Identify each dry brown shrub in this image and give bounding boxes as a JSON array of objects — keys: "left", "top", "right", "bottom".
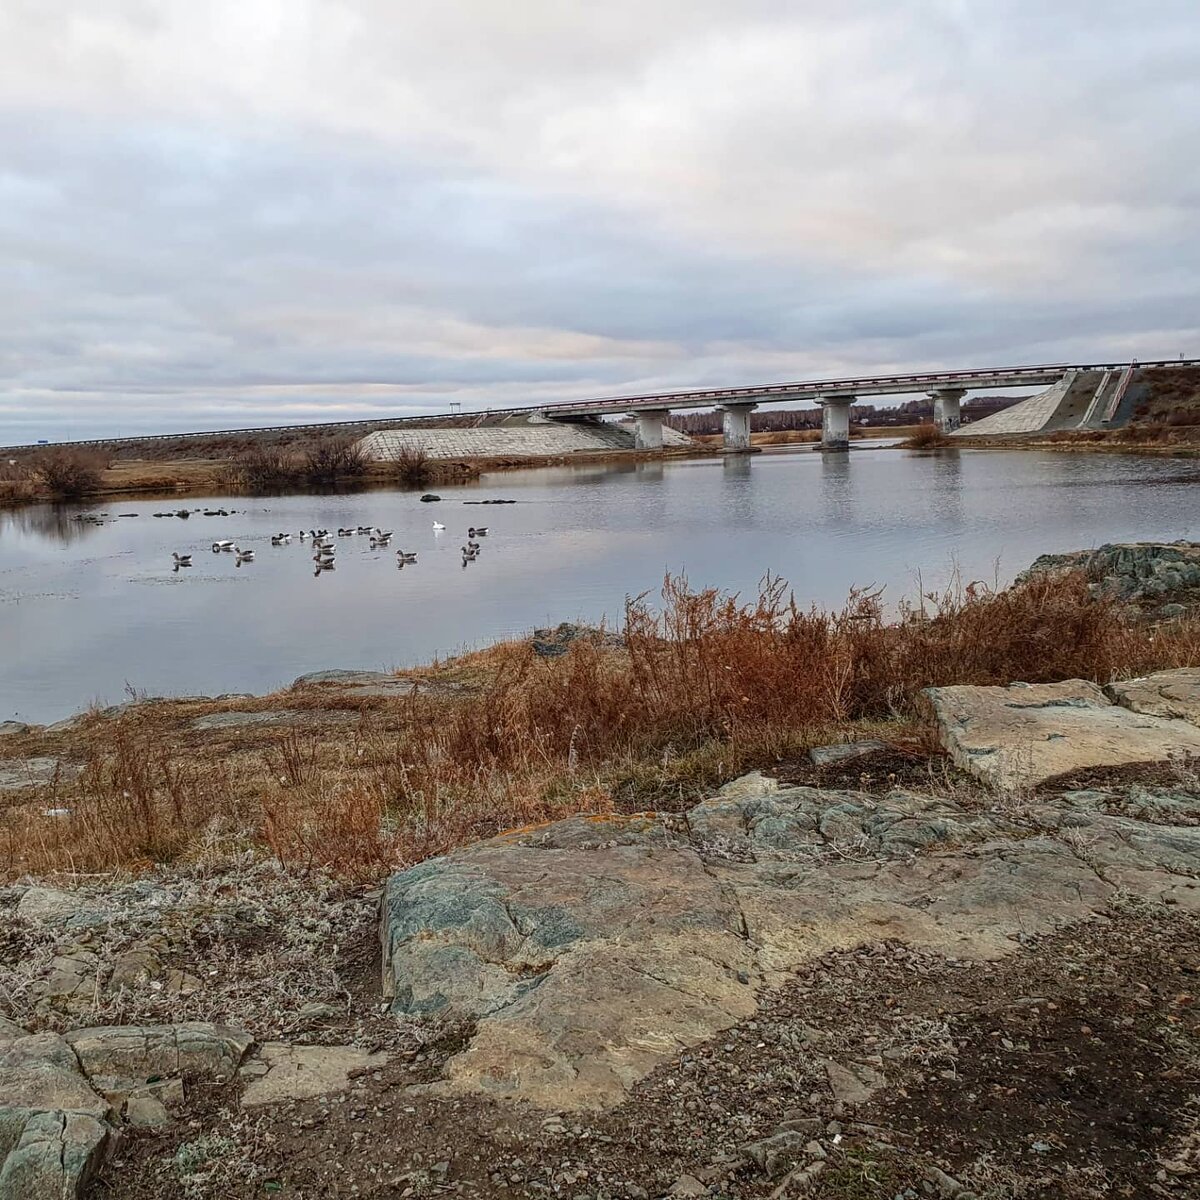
[
  {"left": 28, "top": 448, "right": 108, "bottom": 499},
  {"left": 900, "top": 423, "right": 951, "bottom": 449},
  {"left": 301, "top": 437, "right": 367, "bottom": 484}
]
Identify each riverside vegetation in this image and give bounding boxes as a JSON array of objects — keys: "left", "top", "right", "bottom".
[{"left": 3, "top": 548, "right": 1200, "bottom": 1199}]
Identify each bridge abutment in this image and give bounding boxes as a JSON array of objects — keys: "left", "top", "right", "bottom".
[
  {"left": 720, "top": 403, "right": 756, "bottom": 452},
  {"left": 818, "top": 395, "right": 855, "bottom": 451},
  {"left": 931, "top": 388, "right": 966, "bottom": 433},
  {"left": 631, "top": 409, "right": 669, "bottom": 450}
]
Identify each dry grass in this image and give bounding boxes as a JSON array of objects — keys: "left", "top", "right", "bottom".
[
  {"left": 899, "top": 423, "right": 953, "bottom": 449},
  {"left": 2, "top": 571, "right": 1198, "bottom": 880}
]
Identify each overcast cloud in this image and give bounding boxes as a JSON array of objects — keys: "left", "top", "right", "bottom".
[{"left": 1, "top": 1, "right": 1198, "bottom": 441}]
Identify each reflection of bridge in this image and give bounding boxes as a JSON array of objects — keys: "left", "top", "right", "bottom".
[{"left": 539, "top": 359, "right": 1197, "bottom": 451}]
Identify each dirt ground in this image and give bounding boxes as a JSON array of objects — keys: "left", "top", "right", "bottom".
[{"left": 90, "top": 896, "right": 1199, "bottom": 1200}]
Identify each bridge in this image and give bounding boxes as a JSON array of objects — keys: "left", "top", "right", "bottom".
[{"left": 3, "top": 359, "right": 1195, "bottom": 454}]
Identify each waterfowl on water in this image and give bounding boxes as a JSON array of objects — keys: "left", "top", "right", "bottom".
[
  {"left": 432, "top": 522, "right": 446, "bottom": 531},
  {"left": 212, "top": 540, "right": 235, "bottom": 552},
  {"left": 234, "top": 547, "right": 255, "bottom": 562},
  {"left": 172, "top": 553, "right": 193, "bottom": 566},
  {"left": 468, "top": 527, "right": 488, "bottom": 537}
]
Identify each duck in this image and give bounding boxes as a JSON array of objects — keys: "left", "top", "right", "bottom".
[
  {"left": 468, "top": 527, "right": 488, "bottom": 537},
  {"left": 432, "top": 521, "right": 446, "bottom": 531},
  {"left": 234, "top": 547, "right": 255, "bottom": 563},
  {"left": 313, "top": 560, "right": 335, "bottom": 575},
  {"left": 270, "top": 533, "right": 290, "bottom": 546},
  {"left": 461, "top": 545, "right": 478, "bottom": 561},
  {"left": 397, "top": 550, "right": 418, "bottom": 564},
  {"left": 212, "top": 540, "right": 235, "bottom": 552},
  {"left": 172, "top": 553, "right": 193, "bottom": 566}
]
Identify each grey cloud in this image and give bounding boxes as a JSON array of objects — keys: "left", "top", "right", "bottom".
[{"left": 0, "top": 2, "right": 1198, "bottom": 440}]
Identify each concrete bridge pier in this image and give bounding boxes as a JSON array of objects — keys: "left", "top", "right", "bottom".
[
  {"left": 631, "top": 408, "right": 669, "bottom": 450},
  {"left": 931, "top": 388, "right": 966, "bottom": 433},
  {"left": 818, "top": 395, "right": 855, "bottom": 451},
  {"left": 720, "top": 403, "right": 757, "bottom": 452}
]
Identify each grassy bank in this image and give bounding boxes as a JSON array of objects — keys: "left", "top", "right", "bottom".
[
  {"left": 0, "top": 442, "right": 718, "bottom": 510},
  {"left": 2, "top": 569, "right": 1197, "bottom": 882}
]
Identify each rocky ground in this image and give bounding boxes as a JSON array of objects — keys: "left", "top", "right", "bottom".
[{"left": 3, "top": 547, "right": 1200, "bottom": 1199}]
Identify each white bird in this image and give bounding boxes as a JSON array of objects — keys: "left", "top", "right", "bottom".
[
  {"left": 432, "top": 521, "right": 446, "bottom": 531},
  {"left": 212, "top": 540, "right": 234, "bottom": 552},
  {"left": 172, "top": 553, "right": 193, "bottom": 566}
]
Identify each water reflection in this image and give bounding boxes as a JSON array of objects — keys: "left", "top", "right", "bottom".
[{"left": 0, "top": 503, "right": 101, "bottom": 545}]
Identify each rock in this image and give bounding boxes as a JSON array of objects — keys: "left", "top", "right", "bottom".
[
  {"left": 923, "top": 679, "right": 1200, "bottom": 790},
  {"left": 290, "top": 670, "right": 420, "bottom": 698},
  {"left": 16, "top": 887, "right": 100, "bottom": 927},
  {"left": 668, "top": 1175, "right": 708, "bottom": 1197},
  {"left": 1, "top": 1032, "right": 81, "bottom": 1074},
  {"left": 0, "top": 1017, "right": 27, "bottom": 1044},
  {"left": 0, "top": 758, "right": 82, "bottom": 791},
  {"left": 530, "top": 623, "right": 620, "bottom": 659},
  {"left": 190, "top": 709, "right": 360, "bottom": 730},
  {"left": 379, "top": 767, "right": 1200, "bottom": 1112},
  {"left": 0, "top": 721, "right": 30, "bottom": 736},
  {"left": 1019, "top": 542, "right": 1200, "bottom": 602},
  {"left": 823, "top": 1058, "right": 886, "bottom": 1105},
  {"left": 67, "top": 1023, "right": 252, "bottom": 1100},
  {"left": 123, "top": 1095, "right": 171, "bottom": 1127},
  {"left": 924, "top": 1165, "right": 967, "bottom": 1197},
  {"left": 1106, "top": 668, "right": 1200, "bottom": 725},
  {"left": 0, "top": 1110, "right": 110, "bottom": 1200},
  {"left": 240, "top": 1044, "right": 388, "bottom": 1108},
  {"left": 296, "top": 1001, "right": 340, "bottom": 1022},
  {"left": 0, "top": 1059, "right": 110, "bottom": 1121},
  {"left": 36, "top": 951, "right": 100, "bottom": 1011},
  {"left": 164, "top": 969, "right": 202, "bottom": 997},
  {"left": 809, "top": 740, "right": 888, "bottom": 767},
  {"left": 107, "top": 946, "right": 163, "bottom": 991},
  {"left": 741, "top": 1130, "right": 807, "bottom": 1177}
]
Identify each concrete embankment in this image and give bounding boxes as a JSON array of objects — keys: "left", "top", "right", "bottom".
[{"left": 356, "top": 414, "right": 692, "bottom": 461}]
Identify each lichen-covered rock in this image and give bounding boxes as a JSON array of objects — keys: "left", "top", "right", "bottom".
[
  {"left": 1019, "top": 541, "right": 1200, "bottom": 601},
  {"left": 66, "top": 1023, "right": 252, "bottom": 1099},
  {"left": 0, "top": 1109, "right": 110, "bottom": 1200},
  {"left": 381, "top": 774, "right": 1200, "bottom": 1110}
]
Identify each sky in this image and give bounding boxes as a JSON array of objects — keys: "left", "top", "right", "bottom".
[{"left": 1, "top": 1, "right": 1198, "bottom": 443}]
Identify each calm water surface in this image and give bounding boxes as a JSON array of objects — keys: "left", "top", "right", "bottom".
[{"left": 2, "top": 445, "right": 1198, "bottom": 722}]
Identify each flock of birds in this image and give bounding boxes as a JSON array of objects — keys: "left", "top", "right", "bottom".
[{"left": 170, "top": 522, "right": 490, "bottom": 575}]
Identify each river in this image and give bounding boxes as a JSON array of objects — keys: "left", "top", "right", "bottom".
[{"left": 1, "top": 444, "right": 1198, "bottom": 723}]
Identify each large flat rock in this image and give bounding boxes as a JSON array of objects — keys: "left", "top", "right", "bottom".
[
  {"left": 240, "top": 1044, "right": 388, "bottom": 1109},
  {"left": 1106, "top": 668, "right": 1200, "bottom": 725},
  {"left": 0, "top": 757, "right": 82, "bottom": 791},
  {"left": 382, "top": 774, "right": 1200, "bottom": 1111},
  {"left": 922, "top": 679, "right": 1200, "bottom": 790}
]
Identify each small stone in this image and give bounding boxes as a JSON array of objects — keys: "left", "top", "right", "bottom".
[
  {"left": 809, "top": 740, "right": 887, "bottom": 767},
  {"left": 668, "top": 1176, "right": 707, "bottom": 1197},
  {"left": 124, "top": 1095, "right": 171, "bottom": 1127}
]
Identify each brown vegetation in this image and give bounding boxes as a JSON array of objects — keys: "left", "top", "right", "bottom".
[
  {"left": 899, "top": 423, "right": 953, "bottom": 449},
  {"left": 3, "top": 570, "right": 1198, "bottom": 882},
  {"left": 386, "top": 444, "right": 433, "bottom": 486},
  {"left": 25, "top": 448, "right": 109, "bottom": 499}
]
